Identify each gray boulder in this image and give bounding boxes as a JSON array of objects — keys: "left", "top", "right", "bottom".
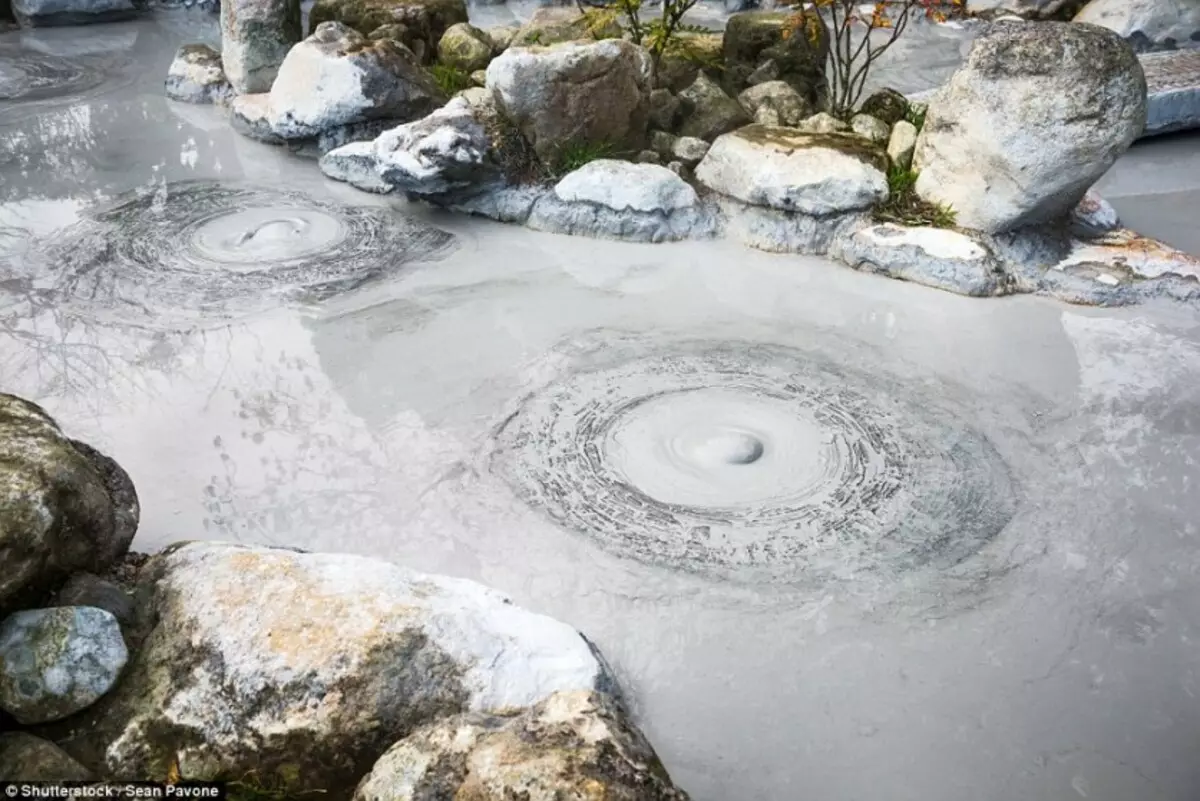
[
  {"left": 528, "top": 159, "right": 715, "bottom": 242},
  {"left": 913, "top": 22, "right": 1147, "bottom": 232},
  {"left": 374, "top": 96, "right": 497, "bottom": 195},
  {"left": 266, "top": 22, "right": 445, "bottom": 140},
  {"left": 696, "top": 125, "right": 888, "bottom": 215},
  {"left": 10, "top": 0, "right": 136, "bottom": 27},
  {"left": 966, "top": 0, "right": 1077, "bottom": 19},
  {"left": 0, "top": 606, "right": 128, "bottom": 725},
  {"left": 678, "top": 73, "right": 750, "bottom": 141},
  {"left": 319, "top": 141, "right": 394, "bottom": 193},
  {"left": 353, "top": 691, "right": 690, "bottom": 800},
  {"left": 56, "top": 542, "right": 613, "bottom": 795},
  {"left": 0, "top": 733, "right": 92, "bottom": 781},
  {"left": 722, "top": 9, "right": 828, "bottom": 101},
  {"left": 0, "top": 394, "right": 139, "bottom": 613},
  {"left": 220, "top": 0, "right": 302, "bottom": 94},
  {"left": 738, "top": 80, "right": 811, "bottom": 127},
  {"left": 437, "top": 22, "right": 493, "bottom": 72},
  {"left": 1074, "top": 0, "right": 1200, "bottom": 52},
  {"left": 165, "top": 44, "right": 233, "bottom": 105}
]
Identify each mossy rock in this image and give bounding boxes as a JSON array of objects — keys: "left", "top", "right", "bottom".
[
  {"left": 508, "top": 7, "right": 621, "bottom": 48},
  {"left": 437, "top": 22, "right": 493, "bottom": 72},
  {"left": 308, "top": 0, "right": 467, "bottom": 63},
  {"left": 860, "top": 88, "right": 908, "bottom": 126},
  {"left": 723, "top": 9, "right": 828, "bottom": 102},
  {"left": 655, "top": 31, "right": 723, "bottom": 93}
]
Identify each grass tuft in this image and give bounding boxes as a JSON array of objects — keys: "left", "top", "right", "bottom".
[
  {"left": 551, "top": 140, "right": 622, "bottom": 177},
  {"left": 428, "top": 64, "right": 473, "bottom": 96},
  {"left": 874, "top": 165, "right": 957, "bottom": 229}
]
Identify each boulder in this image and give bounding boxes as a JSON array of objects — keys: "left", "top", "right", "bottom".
[
  {"left": 913, "top": 22, "right": 1147, "bottom": 233},
  {"left": 850, "top": 113, "right": 890, "bottom": 143},
  {"left": 796, "top": 111, "right": 848, "bottom": 133},
  {"left": 832, "top": 223, "right": 1011, "bottom": 296},
  {"left": 966, "top": 0, "right": 1079, "bottom": 19},
  {"left": 319, "top": 141, "right": 394, "bottom": 193},
  {"left": 0, "top": 394, "right": 139, "bottom": 614},
  {"left": 485, "top": 23, "right": 519, "bottom": 52},
  {"left": 678, "top": 73, "right": 750, "bottom": 141},
  {"left": 229, "top": 93, "right": 282, "bottom": 143},
  {"left": 0, "top": 606, "right": 128, "bottom": 725},
  {"left": 1074, "top": 0, "right": 1200, "bottom": 52},
  {"left": 437, "top": 22, "right": 493, "bottom": 73},
  {"left": 164, "top": 44, "right": 233, "bottom": 105},
  {"left": 0, "top": 733, "right": 92, "bottom": 781},
  {"left": 10, "top": 0, "right": 135, "bottom": 27},
  {"left": 353, "top": 691, "right": 690, "bottom": 801},
  {"left": 696, "top": 125, "right": 888, "bottom": 215},
  {"left": 722, "top": 9, "right": 828, "bottom": 102},
  {"left": 53, "top": 574, "right": 136, "bottom": 629},
  {"left": 654, "top": 31, "right": 723, "bottom": 92},
  {"left": 486, "top": 39, "right": 653, "bottom": 164},
  {"left": 508, "top": 7, "right": 621, "bottom": 48},
  {"left": 738, "top": 80, "right": 811, "bottom": 127},
  {"left": 648, "top": 87, "right": 682, "bottom": 131},
  {"left": 55, "top": 542, "right": 612, "bottom": 794},
  {"left": 308, "top": 0, "right": 468, "bottom": 63},
  {"left": 372, "top": 96, "right": 498, "bottom": 195},
  {"left": 887, "top": 119, "right": 918, "bottom": 169},
  {"left": 860, "top": 88, "right": 909, "bottom": 126},
  {"left": 220, "top": 0, "right": 303, "bottom": 94},
  {"left": 260, "top": 22, "right": 445, "bottom": 140},
  {"left": 671, "top": 135, "right": 709, "bottom": 166}
]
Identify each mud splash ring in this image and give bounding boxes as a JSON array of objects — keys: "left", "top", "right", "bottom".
[
  {"left": 15, "top": 181, "right": 456, "bottom": 327},
  {"left": 0, "top": 48, "right": 102, "bottom": 102},
  {"left": 490, "top": 338, "right": 1018, "bottom": 584}
]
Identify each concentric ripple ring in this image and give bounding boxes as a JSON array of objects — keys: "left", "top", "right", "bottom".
[
  {"left": 11, "top": 181, "right": 455, "bottom": 327},
  {"left": 490, "top": 337, "right": 1018, "bottom": 584},
  {"left": 0, "top": 47, "right": 101, "bottom": 102}
]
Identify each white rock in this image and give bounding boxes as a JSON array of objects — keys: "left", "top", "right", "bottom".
[
  {"left": 319, "top": 141, "right": 392, "bottom": 193},
  {"left": 913, "top": 22, "right": 1147, "bottom": 233},
  {"left": 695, "top": 125, "right": 888, "bottom": 216},
  {"left": 850, "top": 114, "right": 890, "bottom": 144},
  {"left": 371, "top": 97, "right": 496, "bottom": 196},
  {"left": 887, "top": 119, "right": 918, "bottom": 170},
  {"left": 165, "top": 44, "right": 233, "bottom": 106},
  {"left": 832, "top": 223, "right": 1009, "bottom": 297},
  {"left": 738, "top": 80, "right": 812, "bottom": 128},
  {"left": 1074, "top": 0, "right": 1200, "bottom": 52}
]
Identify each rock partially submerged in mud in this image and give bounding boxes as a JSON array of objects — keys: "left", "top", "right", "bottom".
[
  {"left": 165, "top": 44, "right": 232, "bottom": 105},
  {"left": 354, "top": 690, "right": 690, "bottom": 800},
  {"left": 10, "top": 0, "right": 137, "bottom": 27},
  {"left": 55, "top": 541, "right": 615, "bottom": 794},
  {"left": 220, "top": 0, "right": 302, "bottom": 94}
]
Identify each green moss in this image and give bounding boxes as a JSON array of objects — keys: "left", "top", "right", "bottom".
[
  {"left": 874, "top": 165, "right": 956, "bottom": 229},
  {"left": 427, "top": 63, "right": 473, "bottom": 94}
]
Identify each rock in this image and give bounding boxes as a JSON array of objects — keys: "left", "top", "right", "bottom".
[
  {"left": 1069, "top": 188, "right": 1120, "bottom": 236},
  {"left": 966, "top": 0, "right": 1078, "bottom": 19},
  {"left": 1075, "top": 0, "right": 1200, "bottom": 52},
  {"left": 309, "top": 0, "right": 468, "bottom": 63},
  {"left": 1030, "top": 228, "right": 1200, "bottom": 304},
  {"left": 487, "top": 39, "right": 653, "bottom": 164},
  {"left": 53, "top": 574, "right": 135, "bottom": 629},
  {"left": 746, "top": 58, "right": 780, "bottom": 86},
  {"left": 796, "top": 111, "right": 848, "bottom": 133},
  {"left": 654, "top": 31, "right": 723, "bottom": 92},
  {"left": 0, "top": 733, "right": 92, "bottom": 781},
  {"left": 832, "top": 223, "right": 1011, "bottom": 296},
  {"left": 10, "top": 0, "right": 135, "bottom": 27},
  {"left": 649, "top": 129, "right": 678, "bottom": 160},
  {"left": 696, "top": 125, "right": 888, "bottom": 215},
  {"left": 636, "top": 149, "right": 662, "bottom": 164},
  {"left": 859, "top": 88, "right": 908, "bottom": 125},
  {"left": 220, "top": 0, "right": 302, "bottom": 94},
  {"left": 671, "top": 135, "right": 709, "bottom": 166},
  {"left": 648, "top": 87, "right": 682, "bottom": 132},
  {"left": 229, "top": 93, "right": 283, "bottom": 144},
  {"left": 353, "top": 690, "right": 690, "bottom": 801},
  {"left": 528, "top": 159, "right": 716, "bottom": 243},
  {"left": 446, "top": 185, "right": 549, "bottom": 224},
  {"left": 367, "top": 23, "right": 426, "bottom": 61},
  {"left": 678, "top": 73, "right": 750, "bottom": 141},
  {"left": 264, "top": 22, "right": 445, "bottom": 140},
  {"left": 0, "top": 607, "right": 128, "bottom": 725},
  {"left": 317, "top": 117, "right": 412, "bottom": 154},
  {"left": 438, "top": 22, "right": 493, "bottom": 72},
  {"left": 850, "top": 113, "right": 890, "bottom": 143},
  {"left": 666, "top": 160, "right": 687, "bottom": 178},
  {"left": 722, "top": 199, "right": 868, "bottom": 254},
  {"left": 320, "top": 141, "right": 394, "bottom": 193},
  {"left": 1141, "top": 50, "right": 1200, "bottom": 137},
  {"left": 509, "top": 7, "right": 621, "bottom": 48},
  {"left": 887, "top": 119, "right": 918, "bottom": 169},
  {"left": 372, "top": 96, "right": 497, "bottom": 196},
  {"left": 738, "top": 80, "right": 811, "bottom": 127},
  {"left": 469, "top": 69, "right": 487, "bottom": 87},
  {"left": 59, "top": 542, "right": 612, "bottom": 793},
  {"left": 165, "top": 44, "right": 233, "bottom": 105},
  {"left": 0, "top": 395, "right": 138, "bottom": 614},
  {"left": 723, "top": 9, "right": 829, "bottom": 102},
  {"left": 485, "top": 23, "right": 519, "bottom": 52},
  {"left": 913, "top": 22, "right": 1147, "bottom": 233}
]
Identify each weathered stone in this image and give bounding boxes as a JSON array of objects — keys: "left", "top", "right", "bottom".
[
  {"left": 220, "top": 0, "right": 302, "bottom": 94},
  {"left": 438, "top": 22, "right": 493, "bottom": 72},
  {"left": 229, "top": 93, "right": 283, "bottom": 143},
  {"left": 723, "top": 9, "right": 829, "bottom": 102},
  {"left": 1030, "top": 228, "right": 1200, "bottom": 304},
  {"left": 887, "top": 119, "right": 918, "bottom": 169},
  {"left": 57, "top": 543, "right": 612, "bottom": 794},
  {"left": 319, "top": 141, "right": 394, "bottom": 193},
  {"left": 10, "top": 0, "right": 135, "bottom": 27},
  {"left": 309, "top": 0, "right": 468, "bottom": 64},
  {"left": 487, "top": 39, "right": 653, "bottom": 164},
  {"left": 678, "top": 72, "right": 750, "bottom": 141},
  {"left": 636, "top": 149, "right": 662, "bottom": 164},
  {"left": 650, "top": 129, "right": 678, "bottom": 158},
  {"left": 1069, "top": 188, "right": 1120, "bottom": 236},
  {"left": 913, "top": 22, "right": 1147, "bottom": 232},
  {"left": 859, "top": 87, "right": 908, "bottom": 125},
  {"left": 353, "top": 691, "right": 690, "bottom": 801},
  {"left": 797, "top": 111, "right": 848, "bottom": 133},
  {"left": 654, "top": 31, "right": 723, "bottom": 92},
  {"left": 0, "top": 733, "right": 92, "bottom": 781},
  {"left": 831, "top": 223, "right": 1011, "bottom": 297},
  {"left": 264, "top": 22, "right": 445, "bottom": 140},
  {"left": 967, "top": 0, "right": 1079, "bottom": 19},
  {"left": 469, "top": 69, "right": 487, "bottom": 86},
  {"left": 508, "top": 7, "right": 620, "bottom": 48},
  {"left": 0, "top": 395, "right": 138, "bottom": 614},
  {"left": 1140, "top": 49, "right": 1200, "bottom": 137},
  {"left": 648, "top": 87, "right": 682, "bottom": 131},
  {"left": 372, "top": 96, "right": 498, "bottom": 195},
  {"left": 485, "top": 23, "right": 519, "bottom": 52},
  {"left": 738, "top": 79, "right": 811, "bottom": 127},
  {"left": 746, "top": 58, "right": 780, "bottom": 86},
  {"left": 671, "top": 135, "right": 709, "bottom": 166},
  {"left": 850, "top": 113, "right": 890, "bottom": 143},
  {"left": 54, "top": 574, "right": 135, "bottom": 629},
  {"left": 721, "top": 199, "right": 868, "bottom": 254},
  {"left": 528, "top": 160, "right": 716, "bottom": 243},
  {"left": 696, "top": 125, "right": 888, "bottom": 215},
  {"left": 0, "top": 606, "right": 127, "bottom": 725},
  {"left": 165, "top": 44, "right": 232, "bottom": 105}
]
